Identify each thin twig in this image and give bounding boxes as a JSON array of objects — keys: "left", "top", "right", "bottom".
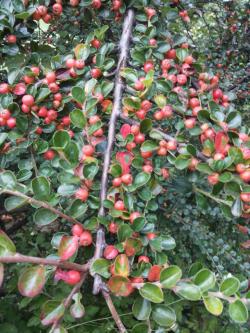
[
  {"left": 93, "top": 9, "right": 135, "bottom": 299},
  {"left": 50, "top": 272, "right": 88, "bottom": 332},
  {"left": 102, "top": 290, "right": 127, "bottom": 333},
  {"left": 0, "top": 253, "right": 90, "bottom": 272},
  {"left": 0, "top": 189, "right": 82, "bottom": 226}
]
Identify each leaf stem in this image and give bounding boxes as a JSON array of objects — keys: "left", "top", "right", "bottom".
[
  {"left": 0, "top": 253, "right": 90, "bottom": 272},
  {"left": 0, "top": 189, "right": 82, "bottom": 226},
  {"left": 193, "top": 186, "right": 231, "bottom": 206}
]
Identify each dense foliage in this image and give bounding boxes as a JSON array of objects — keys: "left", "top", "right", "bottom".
[{"left": 0, "top": 0, "right": 249, "bottom": 332}]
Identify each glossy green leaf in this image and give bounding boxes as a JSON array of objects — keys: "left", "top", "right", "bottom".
[
  {"left": 70, "top": 109, "right": 86, "bottom": 128},
  {"left": 53, "top": 131, "right": 70, "bottom": 149},
  {"left": 141, "top": 140, "right": 158, "bottom": 152},
  {"left": 134, "top": 172, "right": 151, "bottom": 188},
  {"left": 194, "top": 269, "right": 215, "bottom": 292},
  {"left": 33, "top": 208, "right": 58, "bottom": 226},
  {"left": 139, "top": 283, "right": 164, "bottom": 303},
  {"left": 71, "top": 86, "right": 85, "bottom": 105},
  {"left": 175, "top": 282, "right": 202, "bottom": 301},
  {"left": 4, "top": 196, "right": 27, "bottom": 211},
  {"left": 132, "top": 298, "right": 151, "bottom": 321},
  {"left": 228, "top": 300, "right": 248, "bottom": 324},
  {"left": 152, "top": 305, "right": 176, "bottom": 327},
  {"left": 90, "top": 259, "right": 110, "bottom": 278},
  {"left": 160, "top": 265, "right": 182, "bottom": 289},
  {"left": 203, "top": 296, "right": 223, "bottom": 316},
  {"left": 32, "top": 176, "right": 50, "bottom": 199},
  {"left": 220, "top": 277, "right": 240, "bottom": 296}
]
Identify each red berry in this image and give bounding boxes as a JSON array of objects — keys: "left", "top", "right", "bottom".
[
  {"left": 91, "top": 68, "right": 102, "bottom": 79},
  {"left": 138, "top": 255, "right": 150, "bottom": 263},
  {"left": 52, "top": 3, "right": 63, "bottom": 15},
  {"left": 6, "top": 34, "right": 17, "bottom": 44},
  {"left": 6, "top": 117, "right": 16, "bottom": 128},
  {"left": 109, "top": 222, "right": 118, "bottom": 234},
  {"left": 92, "top": 0, "right": 102, "bottom": 9},
  {"left": 38, "top": 107, "right": 48, "bottom": 118},
  {"left": 162, "top": 105, "right": 173, "bottom": 118},
  {"left": 46, "top": 72, "right": 56, "bottom": 83},
  {"left": 147, "top": 232, "right": 156, "bottom": 240},
  {"left": 82, "top": 145, "right": 94, "bottom": 156},
  {"left": 149, "top": 38, "right": 157, "bottom": 46},
  {"left": 37, "top": 5, "right": 47, "bottom": 16},
  {"left": 75, "top": 188, "right": 89, "bottom": 202},
  {"left": 240, "top": 171, "right": 250, "bottom": 183},
  {"left": 177, "top": 74, "right": 187, "bottom": 85},
  {"left": 208, "top": 173, "right": 219, "bottom": 185},
  {"left": 114, "top": 200, "right": 125, "bottom": 211},
  {"left": 72, "top": 224, "right": 84, "bottom": 237},
  {"left": 0, "top": 83, "right": 9, "bottom": 94},
  {"left": 165, "top": 49, "right": 176, "bottom": 59},
  {"left": 0, "top": 109, "right": 11, "bottom": 120},
  {"left": 240, "top": 193, "right": 250, "bottom": 203},
  {"left": 66, "top": 58, "right": 76, "bottom": 68},
  {"left": 91, "top": 39, "right": 101, "bottom": 49},
  {"left": 121, "top": 173, "right": 133, "bottom": 185},
  {"left": 44, "top": 150, "right": 55, "bottom": 160},
  {"left": 143, "top": 61, "right": 154, "bottom": 73},
  {"left": 79, "top": 231, "right": 92, "bottom": 246},
  {"left": 141, "top": 100, "right": 152, "bottom": 111},
  {"left": 22, "top": 94, "right": 34, "bottom": 106},
  {"left": 104, "top": 245, "right": 119, "bottom": 260},
  {"left": 213, "top": 89, "right": 223, "bottom": 100},
  {"left": 185, "top": 118, "right": 196, "bottom": 129},
  {"left": 49, "top": 83, "right": 60, "bottom": 93},
  {"left": 31, "top": 66, "right": 40, "bottom": 76},
  {"left": 134, "top": 80, "right": 144, "bottom": 91},
  {"left": 148, "top": 265, "right": 161, "bottom": 282},
  {"left": 134, "top": 133, "right": 145, "bottom": 144},
  {"left": 142, "top": 165, "right": 153, "bottom": 173},
  {"left": 112, "top": 177, "right": 122, "bottom": 187},
  {"left": 66, "top": 270, "right": 81, "bottom": 285},
  {"left": 75, "top": 59, "right": 85, "bottom": 69}
]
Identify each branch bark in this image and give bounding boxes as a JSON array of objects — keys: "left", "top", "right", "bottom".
[
  {"left": 0, "top": 253, "right": 90, "bottom": 272},
  {"left": 0, "top": 189, "right": 82, "bottom": 226},
  {"left": 102, "top": 290, "right": 127, "bottom": 333},
  {"left": 93, "top": 9, "right": 135, "bottom": 298},
  {"left": 50, "top": 272, "right": 88, "bottom": 333}
]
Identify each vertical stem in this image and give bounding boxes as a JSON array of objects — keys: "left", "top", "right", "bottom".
[
  {"left": 93, "top": 9, "right": 135, "bottom": 296},
  {"left": 102, "top": 290, "right": 127, "bottom": 333}
]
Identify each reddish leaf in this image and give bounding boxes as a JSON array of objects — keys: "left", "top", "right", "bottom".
[
  {"left": 13, "top": 83, "right": 26, "bottom": 95},
  {"left": 240, "top": 240, "right": 250, "bottom": 249},
  {"left": 214, "top": 132, "right": 229, "bottom": 154},
  {"left": 41, "top": 300, "right": 65, "bottom": 326},
  {"left": 116, "top": 151, "right": 133, "bottom": 174},
  {"left": 0, "top": 263, "right": 4, "bottom": 287},
  {"left": 18, "top": 265, "right": 46, "bottom": 298},
  {"left": 114, "top": 254, "right": 130, "bottom": 277},
  {"left": 107, "top": 275, "right": 133, "bottom": 296},
  {"left": 124, "top": 238, "right": 142, "bottom": 257},
  {"left": 58, "top": 236, "right": 79, "bottom": 260},
  {"left": 120, "top": 124, "right": 131, "bottom": 139}
]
